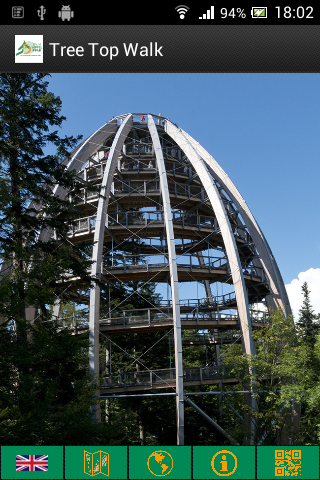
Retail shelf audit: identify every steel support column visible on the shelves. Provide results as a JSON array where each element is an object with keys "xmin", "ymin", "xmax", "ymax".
[
  {"xmin": 148, "ymin": 115, "xmax": 184, "ymax": 445},
  {"xmin": 89, "ymin": 114, "xmax": 133, "ymax": 421}
]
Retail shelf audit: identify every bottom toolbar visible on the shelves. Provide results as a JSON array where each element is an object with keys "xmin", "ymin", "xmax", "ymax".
[{"xmin": 1, "ymin": 446, "xmax": 319, "ymax": 479}]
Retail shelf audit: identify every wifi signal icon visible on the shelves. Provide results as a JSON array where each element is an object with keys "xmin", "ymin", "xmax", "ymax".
[{"xmin": 175, "ymin": 5, "xmax": 190, "ymax": 19}]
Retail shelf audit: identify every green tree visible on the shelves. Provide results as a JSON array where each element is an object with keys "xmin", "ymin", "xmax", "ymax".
[
  {"xmin": 297, "ymin": 282, "xmax": 320, "ymax": 349},
  {"xmin": 251, "ymin": 309, "xmax": 309, "ymax": 444},
  {"xmin": 0, "ymin": 73, "xmax": 93, "ymax": 330},
  {"xmin": 0, "ymin": 319, "xmax": 134, "ymax": 445},
  {"xmin": 0, "ymin": 320, "xmax": 89, "ymax": 445},
  {"xmin": 248, "ymin": 306, "xmax": 320, "ymax": 445},
  {"xmin": 0, "ymin": 73, "xmax": 116, "ymax": 445}
]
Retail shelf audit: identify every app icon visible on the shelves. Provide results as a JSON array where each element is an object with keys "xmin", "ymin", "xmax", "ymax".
[{"xmin": 15, "ymin": 35, "xmax": 43, "ymax": 64}]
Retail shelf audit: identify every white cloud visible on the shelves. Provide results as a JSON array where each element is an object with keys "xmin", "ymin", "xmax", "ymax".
[{"xmin": 285, "ymin": 268, "xmax": 320, "ymax": 320}]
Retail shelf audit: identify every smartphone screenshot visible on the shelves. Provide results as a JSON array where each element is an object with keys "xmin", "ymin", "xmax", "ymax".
[{"xmin": 1, "ymin": 3, "xmax": 320, "ymax": 480}]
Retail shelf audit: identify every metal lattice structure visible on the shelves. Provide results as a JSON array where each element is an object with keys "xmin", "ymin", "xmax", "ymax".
[{"xmin": 49, "ymin": 113, "xmax": 290, "ymax": 445}]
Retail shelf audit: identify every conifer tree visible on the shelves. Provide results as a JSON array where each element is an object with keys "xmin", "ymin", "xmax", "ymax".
[
  {"xmin": 0, "ymin": 73, "xmax": 92, "ymax": 328},
  {"xmin": 297, "ymin": 282, "xmax": 319, "ymax": 349},
  {"xmin": 0, "ymin": 74, "xmax": 119, "ymax": 445}
]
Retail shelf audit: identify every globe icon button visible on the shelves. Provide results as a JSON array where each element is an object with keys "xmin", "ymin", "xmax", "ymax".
[{"xmin": 147, "ymin": 450, "xmax": 173, "ymax": 476}]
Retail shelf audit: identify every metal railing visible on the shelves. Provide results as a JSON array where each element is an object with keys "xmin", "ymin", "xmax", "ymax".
[
  {"xmin": 68, "ymin": 211, "xmax": 218, "ymax": 235},
  {"xmin": 75, "ymin": 177, "xmax": 207, "ymax": 204},
  {"xmin": 101, "ymin": 365, "xmax": 236, "ymax": 389},
  {"xmin": 99, "ymin": 311, "xmax": 241, "ymax": 327},
  {"xmin": 179, "ymin": 330, "xmax": 242, "ymax": 344},
  {"xmin": 57, "ymin": 306, "xmax": 269, "ymax": 331},
  {"xmin": 68, "ymin": 216, "xmax": 96, "ymax": 234},
  {"xmin": 103, "ymin": 253, "xmax": 227, "ymax": 271},
  {"xmin": 106, "ymin": 210, "xmax": 216, "ymax": 229},
  {"xmin": 159, "ymin": 294, "xmax": 236, "ymax": 309}
]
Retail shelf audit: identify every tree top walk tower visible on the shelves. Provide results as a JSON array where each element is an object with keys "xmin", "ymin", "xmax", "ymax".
[{"xmin": 51, "ymin": 113, "xmax": 290, "ymax": 445}]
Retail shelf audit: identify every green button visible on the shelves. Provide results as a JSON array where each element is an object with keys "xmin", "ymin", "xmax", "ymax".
[
  {"xmin": 257, "ymin": 446, "xmax": 319, "ymax": 479},
  {"xmin": 65, "ymin": 446, "xmax": 127, "ymax": 479},
  {"xmin": 193, "ymin": 446, "xmax": 255, "ymax": 479},
  {"xmin": 1, "ymin": 446, "xmax": 63, "ymax": 479},
  {"xmin": 129, "ymin": 446, "xmax": 191, "ymax": 479}
]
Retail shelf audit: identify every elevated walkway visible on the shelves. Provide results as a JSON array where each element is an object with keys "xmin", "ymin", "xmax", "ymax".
[
  {"xmin": 68, "ymin": 209, "xmax": 257, "ymax": 261},
  {"xmin": 62, "ymin": 254, "xmax": 268, "ymax": 296},
  {"xmin": 100, "ymin": 366, "xmax": 241, "ymax": 394},
  {"xmin": 58, "ymin": 299, "xmax": 268, "ymax": 335}
]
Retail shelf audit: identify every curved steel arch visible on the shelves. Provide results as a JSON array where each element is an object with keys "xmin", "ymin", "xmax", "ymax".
[
  {"xmin": 165, "ymin": 120, "xmax": 255, "ymax": 358},
  {"xmin": 148, "ymin": 114, "xmax": 184, "ymax": 445},
  {"xmin": 89, "ymin": 114, "xmax": 133, "ymax": 420}
]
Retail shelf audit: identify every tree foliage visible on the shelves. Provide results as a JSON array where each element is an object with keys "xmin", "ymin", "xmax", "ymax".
[
  {"xmin": 247, "ymin": 285, "xmax": 320, "ymax": 445},
  {"xmin": 0, "ymin": 321, "xmax": 92, "ymax": 445},
  {"xmin": 0, "ymin": 73, "xmax": 93, "ymax": 326},
  {"xmin": 0, "ymin": 73, "xmax": 105, "ymax": 445},
  {"xmin": 297, "ymin": 281, "xmax": 320, "ymax": 349}
]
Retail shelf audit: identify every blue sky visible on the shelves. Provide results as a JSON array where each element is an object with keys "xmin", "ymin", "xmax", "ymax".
[{"xmin": 47, "ymin": 73, "xmax": 320, "ymax": 318}]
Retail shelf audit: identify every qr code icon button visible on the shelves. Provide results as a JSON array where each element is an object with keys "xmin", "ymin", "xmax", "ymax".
[{"xmin": 275, "ymin": 450, "xmax": 301, "ymax": 477}]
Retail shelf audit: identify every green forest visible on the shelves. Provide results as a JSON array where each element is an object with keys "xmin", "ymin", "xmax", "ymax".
[{"xmin": 1, "ymin": 74, "xmax": 320, "ymax": 447}]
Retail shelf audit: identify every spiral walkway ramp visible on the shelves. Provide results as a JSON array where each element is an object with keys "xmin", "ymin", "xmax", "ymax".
[{"xmin": 48, "ymin": 113, "xmax": 290, "ymax": 445}]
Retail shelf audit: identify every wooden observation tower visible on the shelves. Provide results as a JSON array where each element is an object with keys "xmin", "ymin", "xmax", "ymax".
[{"xmin": 51, "ymin": 114, "xmax": 290, "ymax": 445}]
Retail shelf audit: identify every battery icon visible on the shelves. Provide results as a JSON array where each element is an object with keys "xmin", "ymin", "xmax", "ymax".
[{"xmin": 251, "ymin": 7, "xmax": 267, "ymax": 18}]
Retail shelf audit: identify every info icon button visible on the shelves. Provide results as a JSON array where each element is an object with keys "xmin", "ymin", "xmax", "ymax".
[{"xmin": 193, "ymin": 446, "xmax": 255, "ymax": 479}]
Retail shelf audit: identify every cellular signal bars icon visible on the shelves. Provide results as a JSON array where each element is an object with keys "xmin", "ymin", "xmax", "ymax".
[{"xmin": 199, "ymin": 6, "xmax": 214, "ymax": 19}]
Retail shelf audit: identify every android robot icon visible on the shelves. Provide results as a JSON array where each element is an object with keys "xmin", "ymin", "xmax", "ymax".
[{"xmin": 58, "ymin": 5, "xmax": 74, "ymax": 21}]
